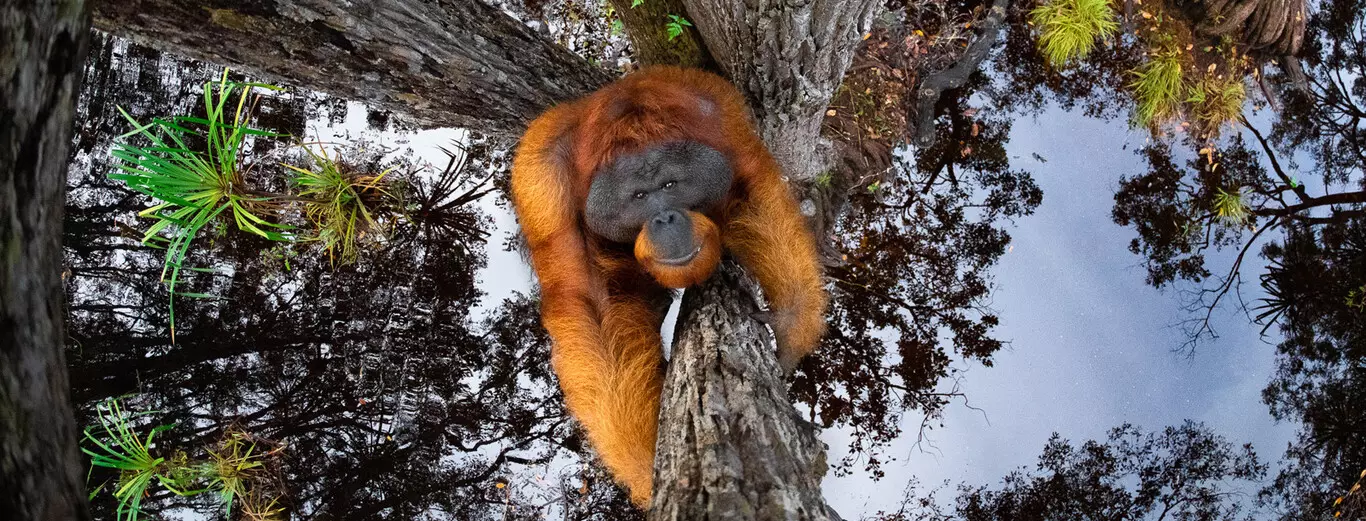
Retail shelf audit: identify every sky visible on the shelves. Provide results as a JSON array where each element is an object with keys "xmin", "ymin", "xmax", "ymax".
[
  {"xmin": 315, "ymin": 98, "xmax": 1299, "ymax": 517},
  {"xmin": 820, "ymin": 106, "xmax": 1299, "ymax": 514}
]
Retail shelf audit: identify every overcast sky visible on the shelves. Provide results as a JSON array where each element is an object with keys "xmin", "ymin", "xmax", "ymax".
[
  {"xmin": 820, "ymin": 106, "xmax": 1299, "ymax": 514},
  {"xmin": 319, "ymin": 98, "xmax": 1299, "ymax": 516}
]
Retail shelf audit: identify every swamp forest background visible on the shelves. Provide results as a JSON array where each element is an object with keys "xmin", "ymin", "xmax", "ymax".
[{"xmin": 54, "ymin": 0, "xmax": 1366, "ymax": 519}]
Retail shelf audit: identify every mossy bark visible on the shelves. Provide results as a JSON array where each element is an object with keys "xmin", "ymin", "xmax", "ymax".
[{"xmin": 607, "ymin": 0, "xmax": 713, "ymax": 68}]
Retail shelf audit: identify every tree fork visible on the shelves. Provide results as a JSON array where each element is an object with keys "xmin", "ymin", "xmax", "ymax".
[
  {"xmin": 679, "ymin": 0, "xmax": 881, "ymax": 182},
  {"xmin": 909, "ymin": 0, "xmax": 1008, "ymax": 148}
]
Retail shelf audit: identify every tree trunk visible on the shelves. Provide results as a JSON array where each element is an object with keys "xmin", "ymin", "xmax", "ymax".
[
  {"xmin": 0, "ymin": 2, "xmax": 95, "ymax": 520},
  {"xmin": 606, "ymin": 0, "xmax": 712, "ymax": 68},
  {"xmin": 91, "ymin": 0, "xmax": 613, "ymax": 135},
  {"xmin": 679, "ymin": 0, "xmax": 881, "ymax": 181},
  {"xmin": 650, "ymin": 262, "xmax": 838, "ymax": 520}
]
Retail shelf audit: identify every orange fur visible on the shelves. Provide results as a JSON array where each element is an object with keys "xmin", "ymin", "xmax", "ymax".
[
  {"xmin": 510, "ymin": 66, "xmax": 829, "ymax": 507},
  {"xmin": 634, "ymin": 211, "xmax": 722, "ymax": 289}
]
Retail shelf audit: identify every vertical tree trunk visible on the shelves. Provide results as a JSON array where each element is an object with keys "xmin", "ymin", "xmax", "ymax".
[
  {"xmin": 679, "ymin": 0, "xmax": 881, "ymax": 181},
  {"xmin": 606, "ymin": 0, "xmax": 712, "ymax": 68},
  {"xmin": 92, "ymin": 0, "xmax": 613, "ymax": 134},
  {"xmin": 650, "ymin": 262, "xmax": 838, "ymax": 520},
  {"xmin": 0, "ymin": 2, "xmax": 94, "ymax": 520}
]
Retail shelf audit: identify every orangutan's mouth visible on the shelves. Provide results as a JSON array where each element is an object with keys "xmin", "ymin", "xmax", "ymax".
[{"xmin": 657, "ymin": 246, "xmax": 702, "ymax": 266}]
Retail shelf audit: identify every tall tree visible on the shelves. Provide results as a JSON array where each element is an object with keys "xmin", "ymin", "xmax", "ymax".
[
  {"xmin": 91, "ymin": 0, "xmax": 613, "ymax": 134},
  {"xmin": 1257, "ymin": 218, "xmax": 1366, "ymax": 521},
  {"xmin": 0, "ymin": 1, "xmax": 93, "ymax": 519}
]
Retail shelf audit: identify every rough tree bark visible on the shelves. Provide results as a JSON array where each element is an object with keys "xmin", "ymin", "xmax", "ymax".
[
  {"xmin": 679, "ymin": 0, "xmax": 881, "ymax": 182},
  {"xmin": 0, "ymin": 1, "xmax": 95, "ymax": 520},
  {"xmin": 92, "ymin": 0, "xmax": 613, "ymax": 135},
  {"xmin": 650, "ymin": 262, "xmax": 837, "ymax": 520}
]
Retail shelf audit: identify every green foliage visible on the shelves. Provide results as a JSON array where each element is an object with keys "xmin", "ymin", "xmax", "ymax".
[
  {"xmin": 108, "ymin": 69, "xmax": 409, "ymax": 338},
  {"xmin": 1029, "ymin": 0, "xmax": 1119, "ymax": 67},
  {"xmin": 666, "ymin": 14, "xmax": 692, "ymax": 41},
  {"xmin": 109, "ymin": 69, "xmax": 289, "ymax": 341},
  {"xmin": 815, "ymin": 171, "xmax": 833, "ymax": 188},
  {"xmin": 1346, "ymin": 285, "xmax": 1366, "ymax": 310},
  {"xmin": 631, "ymin": 0, "xmax": 643, "ymax": 7},
  {"xmin": 1129, "ymin": 51, "xmax": 1186, "ymax": 128},
  {"xmin": 1186, "ymin": 73, "xmax": 1247, "ymax": 133},
  {"xmin": 81, "ymin": 399, "xmax": 178, "ymax": 521},
  {"xmin": 83, "ymin": 398, "xmax": 284, "ymax": 521},
  {"xmin": 285, "ymin": 145, "xmax": 393, "ymax": 266},
  {"xmin": 1211, "ymin": 186, "xmax": 1249, "ymax": 225}
]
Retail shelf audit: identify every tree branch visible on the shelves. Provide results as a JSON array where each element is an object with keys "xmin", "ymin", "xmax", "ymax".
[
  {"xmin": 1180, "ymin": 216, "xmax": 1280, "ymax": 352},
  {"xmin": 1239, "ymin": 115, "xmax": 1309, "ymax": 201},
  {"xmin": 1254, "ymin": 190, "xmax": 1366, "ymax": 217},
  {"xmin": 92, "ymin": 0, "xmax": 613, "ymax": 135},
  {"xmin": 909, "ymin": 0, "xmax": 1008, "ymax": 148}
]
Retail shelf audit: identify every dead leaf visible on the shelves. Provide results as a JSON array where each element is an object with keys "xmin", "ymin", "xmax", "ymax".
[
  {"xmin": 971, "ymin": 122, "xmax": 980, "ymax": 136},
  {"xmin": 960, "ymin": 145, "xmax": 973, "ymax": 157},
  {"xmin": 827, "ymin": 109, "xmax": 837, "ymax": 116}
]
